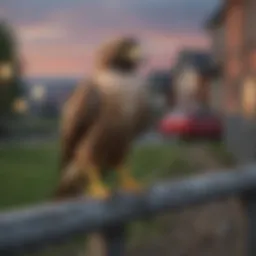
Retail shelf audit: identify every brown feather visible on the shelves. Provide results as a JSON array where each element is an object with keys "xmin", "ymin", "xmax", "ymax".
[
  {"xmin": 55, "ymin": 37, "xmax": 151, "ymax": 200},
  {"xmin": 133, "ymin": 87, "xmax": 153, "ymax": 136},
  {"xmin": 59, "ymin": 80, "xmax": 102, "ymax": 171},
  {"xmin": 54, "ymin": 36, "xmax": 151, "ymax": 256}
]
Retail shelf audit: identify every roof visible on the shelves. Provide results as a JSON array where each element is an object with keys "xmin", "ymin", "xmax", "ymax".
[
  {"xmin": 173, "ymin": 50, "xmax": 223, "ymax": 78},
  {"xmin": 147, "ymin": 70, "xmax": 172, "ymax": 93},
  {"xmin": 205, "ymin": 4, "xmax": 225, "ymax": 30},
  {"xmin": 174, "ymin": 50, "xmax": 217, "ymax": 76}
]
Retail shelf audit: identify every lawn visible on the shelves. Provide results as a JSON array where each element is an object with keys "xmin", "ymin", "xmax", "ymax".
[
  {"xmin": 0, "ymin": 140, "xmax": 234, "ymax": 255},
  {"xmin": 0, "ymin": 141, "xmax": 194, "ymax": 210},
  {"xmin": 0, "ymin": 142, "xmax": 60, "ymax": 209}
]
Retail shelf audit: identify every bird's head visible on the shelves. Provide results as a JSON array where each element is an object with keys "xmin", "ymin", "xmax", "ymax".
[{"xmin": 96, "ymin": 36, "xmax": 144, "ymax": 73}]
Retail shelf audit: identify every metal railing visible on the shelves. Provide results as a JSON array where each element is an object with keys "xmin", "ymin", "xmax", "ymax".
[{"xmin": 1, "ymin": 164, "xmax": 256, "ymax": 255}]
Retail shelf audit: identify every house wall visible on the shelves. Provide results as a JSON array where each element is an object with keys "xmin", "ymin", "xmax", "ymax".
[
  {"xmin": 174, "ymin": 67, "xmax": 199, "ymax": 110},
  {"xmin": 207, "ymin": 0, "xmax": 256, "ymax": 162},
  {"xmin": 224, "ymin": 0, "xmax": 244, "ymax": 155},
  {"xmin": 244, "ymin": 0, "xmax": 256, "ymax": 50},
  {"xmin": 174, "ymin": 67, "xmax": 212, "ymax": 111},
  {"xmin": 209, "ymin": 77, "xmax": 223, "ymax": 113},
  {"xmin": 195, "ymin": 76, "xmax": 211, "ymax": 106},
  {"xmin": 243, "ymin": 0, "xmax": 256, "ymax": 90},
  {"xmin": 209, "ymin": 26, "xmax": 225, "ymax": 65},
  {"xmin": 207, "ymin": 21, "xmax": 225, "ymax": 114},
  {"xmin": 223, "ymin": 0, "xmax": 256, "ymax": 162},
  {"xmin": 225, "ymin": 0, "xmax": 245, "ymax": 112}
]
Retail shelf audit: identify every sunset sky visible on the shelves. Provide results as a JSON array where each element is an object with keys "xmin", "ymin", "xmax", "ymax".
[{"xmin": 1, "ymin": 0, "xmax": 220, "ymax": 77}]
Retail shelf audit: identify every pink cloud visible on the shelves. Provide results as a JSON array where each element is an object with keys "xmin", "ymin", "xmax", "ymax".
[
  {"xmin": 22, "ymin": 31, "xmax": 209, "ymax": 77},
  {"xmin": 15, "ymin": 6, "xmax": 210, "ymax": 77},
  {"xmin": 25, "ymin": 55, "xmax": 90, "ymax": 77},
  {"xmin": 18, "ymin": 23, "xmax": 66, "ymax": 43}
]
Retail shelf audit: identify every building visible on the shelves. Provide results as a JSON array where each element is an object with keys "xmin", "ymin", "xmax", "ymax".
[
  {"xmin": 147, "ymin": 70, "xmax": 173, "ymax": 108},
  {"xmin": 205, "ymin": 5, "xmax": 225, "ymax": 67},
  {"xmin": 205, "ymin": 5, "xmax": 225, "ymax": 113},
  {"xmin": 206, "ymin": 0, "xmax": 256, "ymax": 162},
  {"xmin": 147, "ymin": 70, "xmax": 173, "ymax": 122},
  {"xmin": 172, "ymin": 50, "xmax": 217, "ymax": 111}
]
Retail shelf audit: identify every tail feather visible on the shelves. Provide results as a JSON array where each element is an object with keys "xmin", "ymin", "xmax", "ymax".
[{"xmin": 53, "ymin": 163, "xmax": 87, "ymax": 200}]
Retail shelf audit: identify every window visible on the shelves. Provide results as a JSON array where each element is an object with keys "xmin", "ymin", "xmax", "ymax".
[{"xmin": 242, "ymin": 77, "xmax": 256, "ymax": 118}]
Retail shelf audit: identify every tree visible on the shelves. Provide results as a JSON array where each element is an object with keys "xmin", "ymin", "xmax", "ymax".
[{"xmin": 0, "ymin": 20, "xmax": 23, "ymax": 122}]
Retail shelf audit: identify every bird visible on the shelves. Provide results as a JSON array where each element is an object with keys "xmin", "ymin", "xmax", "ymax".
[{"xmin": 54, "ymin": 36, "xmax": 152, "ymax": 200}]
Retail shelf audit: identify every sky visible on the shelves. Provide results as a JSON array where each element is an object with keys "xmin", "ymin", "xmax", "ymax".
[{"xmin": 0, "ymin": 0, "xmax": 220, "ymax": 77}]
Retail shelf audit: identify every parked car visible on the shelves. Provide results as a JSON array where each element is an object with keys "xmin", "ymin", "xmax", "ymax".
[{"xmin": 158, "ymin": 108, "xmax": 222, "ymax": 140}]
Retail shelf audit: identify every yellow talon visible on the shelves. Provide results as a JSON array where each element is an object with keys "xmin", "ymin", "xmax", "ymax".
[
  {"xmin": 118, "ymin": 166, "xmax": 142, "ymax": 192},
  {"xmin": 122, "ymin": 177, "xmax": 142, "ymax": 191},
  {"xmin": 87, "ymin": 182, "xmax": 110, "ymax": 199},
  {"xmin": 85, "ymin": 166, "xmax": 110, "ymax": 199}
]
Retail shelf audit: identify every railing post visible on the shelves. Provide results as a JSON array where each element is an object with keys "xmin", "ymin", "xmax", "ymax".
[
  {"xmin": 86, "ymin": 225, "xmax": 126, "ymax": 256},
  {"xmin": 242, "ymin": 190, "xmax": 256, "ymax": 256},
  {"xmin": 104, "ymin": 224, "xmax": 126, "ymax": 256}
]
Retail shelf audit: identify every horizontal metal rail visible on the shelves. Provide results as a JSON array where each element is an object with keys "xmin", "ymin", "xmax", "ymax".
[{"xmin": 1, "ymin": 164, "xmax": 256, "ymax": 254}]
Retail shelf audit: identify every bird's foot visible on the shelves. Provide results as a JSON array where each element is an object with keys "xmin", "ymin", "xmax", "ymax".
[
  {"xmin": 121, "ymin": 177, "xmax": 142, "ymax": 192},
  {"xmin": 87, "ymin": 182, "xmax": 110, "ymax": 199},
  {"xmin": 117, "ymin": 166, "xmax": 143, "ymax": 192}
]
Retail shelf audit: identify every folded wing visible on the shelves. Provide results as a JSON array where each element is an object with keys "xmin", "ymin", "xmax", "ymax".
[{"xmin": 59, "ymin": 80, "xmax": 102, "ymax": 171}]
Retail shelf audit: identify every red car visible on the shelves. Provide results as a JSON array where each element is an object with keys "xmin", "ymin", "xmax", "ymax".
[{"xmin": 158, "ymin": 109, "xmax": 222, "ymax": 140}]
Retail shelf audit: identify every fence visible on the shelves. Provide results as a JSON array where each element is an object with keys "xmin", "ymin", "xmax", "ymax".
[{"xmin": 1, "ymin": 164, "xmax": 256, "ymax": 255}]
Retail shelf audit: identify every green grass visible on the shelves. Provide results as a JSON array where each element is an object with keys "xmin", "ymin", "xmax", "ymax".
[
  {"xmin": 0, "ymin": 142, "xmax": 193, "ymax": 210},
  {"xmin": 0, "ymin": 142, "xmax": 60, "ymax": 210},
  {"xmin": 207, "ymin": 142, "xmax": 235, "ymax": 166},
  {"xmin": 0, "ymin": 141, "xmax": 230, "ymax": 210},
  {"xmin": 0, "ymin": 141, "xmax": 231, "ymax": 255}
]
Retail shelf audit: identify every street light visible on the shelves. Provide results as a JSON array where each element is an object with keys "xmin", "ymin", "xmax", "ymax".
[
  {"xmin": 31, "ymin": 84, "xmax": 46, "ymax": 101},
  {"xmin": 0, "ymin": 62, "xmax": 13, "ymax": 81}
]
